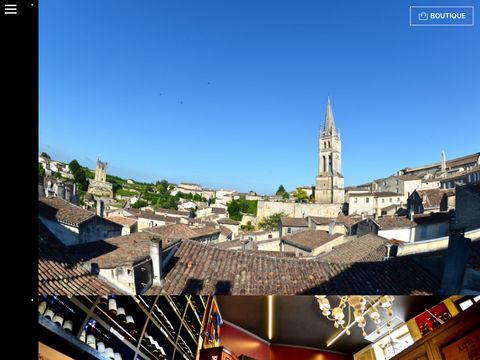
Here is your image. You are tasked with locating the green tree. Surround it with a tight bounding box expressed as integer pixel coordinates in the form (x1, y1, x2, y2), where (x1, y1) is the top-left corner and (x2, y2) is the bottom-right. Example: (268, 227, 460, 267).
(74, 169, 88, 191)
(227, 200, 242, 221)
(132, 199, 148, 209)
(275, 185, 286, 196)
(69, 160, 81, 174)
(40, 152, 51, 159)
(240, 221, 255, 231)
(282, 192, 290, 199)
(38, 163, 45, 177)
(258, 212, 287, 231)
(293, 188, 308, 201)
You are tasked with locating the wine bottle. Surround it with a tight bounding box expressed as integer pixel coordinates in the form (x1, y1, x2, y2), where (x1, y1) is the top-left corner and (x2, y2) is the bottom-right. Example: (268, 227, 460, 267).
(62, 319, 73, 332)
(116, 307, 126, 324)
(52, 308, 65, 328)
(126, 315, 138, 337)
(108, 298, 118, 316)
(43, 300, 56, 321)
(86, 325, 97, 349)
(99, 295, 108, 308)
(104, 347, 115, 360)
(80, 329, 86, 342)
(114, 353, 122, 360)
(38, 299, 48, 315)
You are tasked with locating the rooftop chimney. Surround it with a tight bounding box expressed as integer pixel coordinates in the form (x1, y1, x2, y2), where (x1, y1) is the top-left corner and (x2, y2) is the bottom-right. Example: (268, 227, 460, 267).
(440, 214, 470, 294)
(150, 236, 164, 286)
(328, 220, 335, 235)
(96, 199, 104, 218)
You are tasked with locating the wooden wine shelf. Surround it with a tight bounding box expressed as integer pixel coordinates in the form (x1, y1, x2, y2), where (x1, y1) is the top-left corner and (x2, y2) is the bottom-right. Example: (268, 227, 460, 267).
(39, 296, 207, 360)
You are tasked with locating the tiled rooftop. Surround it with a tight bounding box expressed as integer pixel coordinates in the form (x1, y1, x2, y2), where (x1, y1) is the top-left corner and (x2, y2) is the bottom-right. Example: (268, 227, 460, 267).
(39, 197, 95, 226)
(38, 221, 121, 295)
(283, 230, 342, 252)
(70, 232, 181, 268)
(318, 234, 389, 263)
(217, 218, 240, 225)
(280, 217, 308, 227)
(105, 215, 137, 226)
(374, 216, 416, 229)
(149, 240, 439, 295)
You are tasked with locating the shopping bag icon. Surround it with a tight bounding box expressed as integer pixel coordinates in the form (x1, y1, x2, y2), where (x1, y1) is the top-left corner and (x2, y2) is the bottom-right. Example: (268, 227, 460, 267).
(418, 11, 428, 21)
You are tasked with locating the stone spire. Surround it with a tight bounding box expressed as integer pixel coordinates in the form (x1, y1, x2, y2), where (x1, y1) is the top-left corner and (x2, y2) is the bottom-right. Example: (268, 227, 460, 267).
(324, 96, 335, 135)
(441, 150, 446, 172)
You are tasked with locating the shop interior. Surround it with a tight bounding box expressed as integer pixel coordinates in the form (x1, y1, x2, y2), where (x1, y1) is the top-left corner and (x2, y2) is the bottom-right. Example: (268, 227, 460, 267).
(38, 295, 480, 360)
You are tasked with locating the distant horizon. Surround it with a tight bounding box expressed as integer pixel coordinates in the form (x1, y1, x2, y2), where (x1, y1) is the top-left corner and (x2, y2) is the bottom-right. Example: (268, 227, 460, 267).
(39, 1, 480, 194)
(38, 146, 479, 195)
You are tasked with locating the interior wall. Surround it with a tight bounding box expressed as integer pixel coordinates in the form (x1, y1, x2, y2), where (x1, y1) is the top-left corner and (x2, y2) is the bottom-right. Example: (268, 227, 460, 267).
(270, 345, 352, 360)
(221, 322, 352, 360)
(221, 322, 270, 360)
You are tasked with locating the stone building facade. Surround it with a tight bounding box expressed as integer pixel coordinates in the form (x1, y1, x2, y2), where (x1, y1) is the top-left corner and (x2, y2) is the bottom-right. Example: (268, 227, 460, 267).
(87, 158, 114, 197)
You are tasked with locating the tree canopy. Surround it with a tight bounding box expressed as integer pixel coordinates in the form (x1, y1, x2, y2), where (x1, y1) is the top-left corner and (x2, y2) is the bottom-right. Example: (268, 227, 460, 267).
(275, 185, 286, 196)
(227, 197, 257, 221)
(40, 152, 51, 159)
(293, 188, 308, 201)
(258, 212, 287, 231)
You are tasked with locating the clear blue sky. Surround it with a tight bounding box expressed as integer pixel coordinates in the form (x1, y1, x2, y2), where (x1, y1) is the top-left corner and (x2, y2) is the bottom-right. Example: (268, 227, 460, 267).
(39, 0, 480, 194)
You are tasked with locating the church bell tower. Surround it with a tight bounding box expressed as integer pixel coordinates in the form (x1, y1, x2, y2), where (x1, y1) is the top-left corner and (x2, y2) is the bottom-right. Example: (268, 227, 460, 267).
(315, 97, 345, 204)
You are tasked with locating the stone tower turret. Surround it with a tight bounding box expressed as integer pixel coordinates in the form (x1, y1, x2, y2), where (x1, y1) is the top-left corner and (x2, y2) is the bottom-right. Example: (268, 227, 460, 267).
(315, 97, 345, 204)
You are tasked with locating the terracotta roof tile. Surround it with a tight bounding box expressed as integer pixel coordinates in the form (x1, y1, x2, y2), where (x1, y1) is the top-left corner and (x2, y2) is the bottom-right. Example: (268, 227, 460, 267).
(280, 217, 308, 227)
(39, 197, 95, 226)
(318, 234, 389, 263)
(151, 240, 439, 295)
(283, 230, 342, 251)
(38, 221, 121, 295)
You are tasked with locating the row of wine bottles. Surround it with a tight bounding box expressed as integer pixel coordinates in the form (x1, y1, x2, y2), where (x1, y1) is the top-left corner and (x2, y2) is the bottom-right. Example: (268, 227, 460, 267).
(38, 297, 74, 332)
(80, 319, 123, 360)
(99, 295, 139, 338)
(141, 331, 168, 359)
(38, 297, 124, 359)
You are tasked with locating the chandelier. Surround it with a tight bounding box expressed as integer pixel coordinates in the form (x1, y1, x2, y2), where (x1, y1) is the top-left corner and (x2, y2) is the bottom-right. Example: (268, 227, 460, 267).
(315, 295, 395, 338)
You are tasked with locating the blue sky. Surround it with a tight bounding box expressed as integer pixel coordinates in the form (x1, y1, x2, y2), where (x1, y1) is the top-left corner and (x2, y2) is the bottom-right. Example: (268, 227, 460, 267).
(39, 1, 480, 194)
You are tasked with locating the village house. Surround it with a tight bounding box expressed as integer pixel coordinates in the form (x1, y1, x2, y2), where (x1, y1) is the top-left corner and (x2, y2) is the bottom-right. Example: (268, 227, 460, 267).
(142, 223, 222, 245)
(105, 215, 138, 235)
(39, 197, 123, 246)
(278, 217, 309, 238)
(137, 211, 180, 230)
(372, 175, 422, 198)
(407, 188, 455, 215)
(281, 229, 344, 257)
(348, 192, 403, 216)
(217, 217, 240, 238)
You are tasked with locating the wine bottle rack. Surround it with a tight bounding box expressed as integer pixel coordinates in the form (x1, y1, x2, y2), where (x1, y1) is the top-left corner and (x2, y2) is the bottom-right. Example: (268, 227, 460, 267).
(38, 295, 209, 360)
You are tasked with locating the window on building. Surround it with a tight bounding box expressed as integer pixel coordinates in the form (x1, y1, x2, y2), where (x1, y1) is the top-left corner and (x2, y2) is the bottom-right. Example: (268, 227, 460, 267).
(390, 198, 392, 203)
(397, 198, 400, 202)
(287, 227, 291, 234)
(396, 179, 399, 185)
(268, 234, 272, 239)
(366, 197, 369, 203)
(354, 198, 357, 204)
(382, 198, 385, 203)
(396, 188, 399, 193)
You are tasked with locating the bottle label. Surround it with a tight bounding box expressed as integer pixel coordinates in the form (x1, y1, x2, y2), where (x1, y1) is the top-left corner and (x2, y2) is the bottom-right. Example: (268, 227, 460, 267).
(108, 299, 117, 312)
(97, 342, 106, 352)
(110, 327, 125, 340)
(80, 330, 86, 342)
(38, 301, 47, 315)
(117, 307, 126, 316)
(126, 315, 135, 324)
(86, 334, 96, 348)
(63, 319, 73, 332)
(44, 308, 55, 320)
(53, 314, 64, 326)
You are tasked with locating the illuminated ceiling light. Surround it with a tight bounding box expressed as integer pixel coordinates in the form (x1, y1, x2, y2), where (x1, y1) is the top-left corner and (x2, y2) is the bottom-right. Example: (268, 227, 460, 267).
(316, 296, 395, 347)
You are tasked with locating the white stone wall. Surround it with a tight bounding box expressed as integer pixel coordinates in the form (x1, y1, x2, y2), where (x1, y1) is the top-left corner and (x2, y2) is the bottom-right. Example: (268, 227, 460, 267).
(378, 228, 413, 242)
(257, 201, 342, 220)
(348, 195, 375, 215)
